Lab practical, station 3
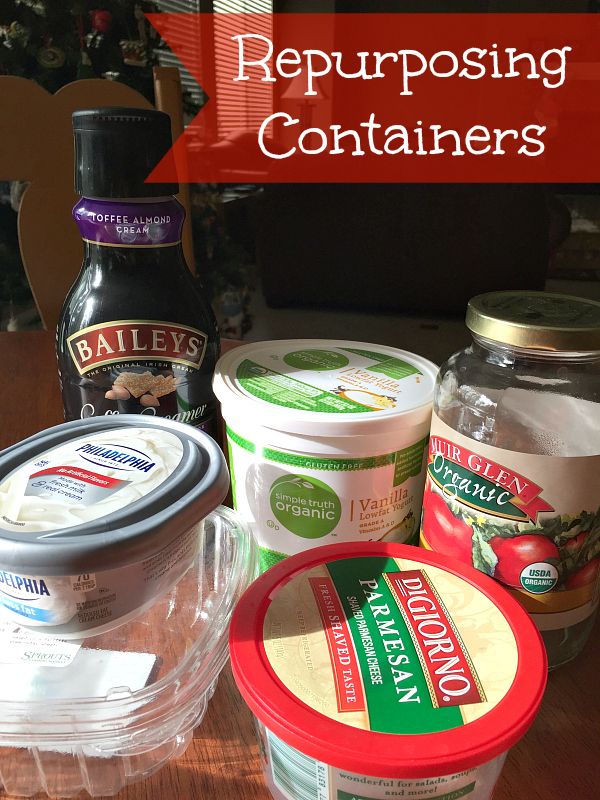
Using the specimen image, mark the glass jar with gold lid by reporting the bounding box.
[420,291,600,669]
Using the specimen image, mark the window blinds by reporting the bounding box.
[155,1,205,109]
[213,0,273,138]
[155,1,273,137]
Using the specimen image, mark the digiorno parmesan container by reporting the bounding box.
[230,542,547,800]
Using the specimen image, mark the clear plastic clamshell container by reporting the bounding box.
[0,506,256,798]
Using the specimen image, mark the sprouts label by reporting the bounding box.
[263,555,516,734]
[0,623,81,667]
[420,414,600,631]
[0,427,183,533]
[234,345,430,415]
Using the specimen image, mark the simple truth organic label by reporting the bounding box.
[227,428,428,573]
[235,345,427,415]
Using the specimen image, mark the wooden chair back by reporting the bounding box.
[0,68,194,331]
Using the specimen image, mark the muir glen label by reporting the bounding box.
[59,319,217,434]
[421,413,600,632]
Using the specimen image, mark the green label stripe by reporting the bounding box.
[394,437,428,486]
[341,348,422,380]
[237,359,371,414]
[226,437,238,507]
[338,784,475,800]
[259,546,288,573]
[227,427,428,475]
[265,449,394,471]
[326,557,463,734]
[428,458,527,520]
[227,426,257,454]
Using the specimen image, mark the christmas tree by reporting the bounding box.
[0,1,255,334]
[0,1,167,327]
[0,1,162,98]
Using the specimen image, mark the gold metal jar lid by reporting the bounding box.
[466,291,600,351]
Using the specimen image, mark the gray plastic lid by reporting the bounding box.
[0,416,229,574]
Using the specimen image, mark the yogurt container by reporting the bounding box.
[0,415,229,637]
[213,340,437,572]
[230,541,547,800]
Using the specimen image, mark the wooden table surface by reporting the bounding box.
[0,330,598,800]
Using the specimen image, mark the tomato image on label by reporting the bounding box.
[490,535,559,589]
[422,482,600,596]
[421,490,474,566]
[421,428,600,607]
[563,531,589,557]
[424,412,600,669]
[565,557,600,589]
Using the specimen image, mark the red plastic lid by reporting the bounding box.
[230,542,547,779]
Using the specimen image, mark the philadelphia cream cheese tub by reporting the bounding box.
[0,416,229,637]
[213,340,437,572]
[0,504,256,798]
[230,542,547,800]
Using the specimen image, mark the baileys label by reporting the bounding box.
[67,320,207,375]
[60,318,215,434]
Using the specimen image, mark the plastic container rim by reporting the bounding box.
[0,416,230,573]
[0,506,257,743]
